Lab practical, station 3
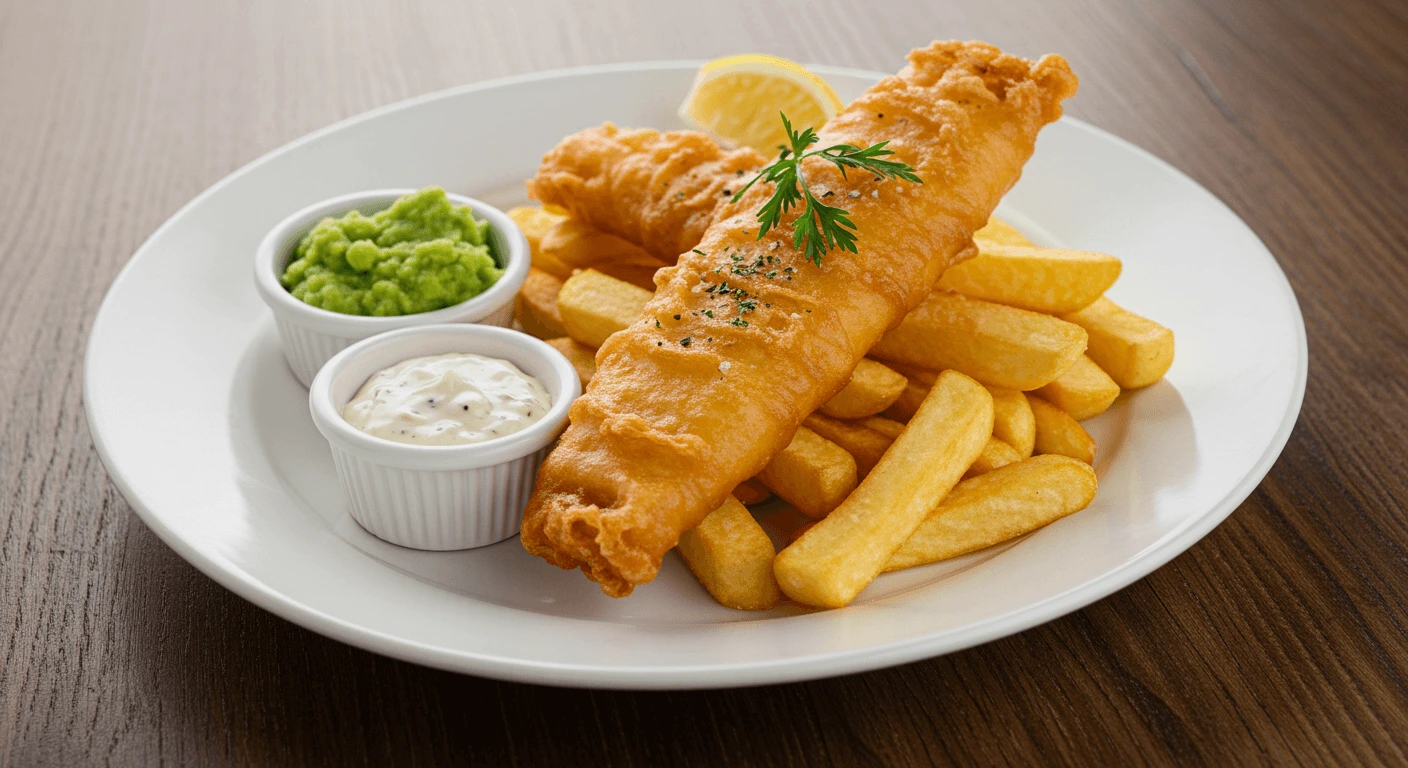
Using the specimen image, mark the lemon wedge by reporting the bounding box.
[679,54,843,156]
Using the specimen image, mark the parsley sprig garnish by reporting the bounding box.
[730,113,921,266]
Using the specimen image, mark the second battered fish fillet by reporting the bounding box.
[530,127,767,262]
[522,41,1078,597]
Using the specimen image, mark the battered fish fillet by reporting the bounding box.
[522,41,1078,597]
[530,127,767,262]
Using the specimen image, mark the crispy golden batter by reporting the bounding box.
[529,127,766,262]
[521,41,1078,596]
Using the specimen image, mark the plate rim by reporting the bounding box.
[84,60,1309,689]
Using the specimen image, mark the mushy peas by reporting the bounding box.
[280,187,503,316]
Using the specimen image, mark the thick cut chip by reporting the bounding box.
[871,291,1087,391]
[936,244,1121,314]
[881,382,929,422]
[802,413,896,477]
[963,437,1022,479]
[984,384,1036,458]
[972,216,1032,247]
[539,217,667,290]
[556,268,654,348]
[755,426,858,520]
[1034,354,1120,420]
[507,205,567,254]
[819,359,909,419]
[677,496,781,610]
[508,205,573,279]
[1061,297,1175,389]
[1028,394,1096,464]
[774,371,993,608]
[517,268,567,339]
[885,455,1097,571]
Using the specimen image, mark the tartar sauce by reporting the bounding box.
[342,353,551,446]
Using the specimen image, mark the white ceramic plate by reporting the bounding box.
[85,62,1306,689]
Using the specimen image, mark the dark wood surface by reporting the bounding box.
[3,0,1406,764]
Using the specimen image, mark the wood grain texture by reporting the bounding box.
[2,0,1406,764]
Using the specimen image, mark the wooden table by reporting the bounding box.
[3,0,1406,764]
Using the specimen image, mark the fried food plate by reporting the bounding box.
[84,63,1306,689]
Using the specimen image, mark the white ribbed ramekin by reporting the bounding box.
[254,189,529,388]
[308,324,580,550]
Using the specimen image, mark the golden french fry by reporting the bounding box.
[1034,354,1120,420]
[877,364,935,422]
[858,416,906,440]
[936,244,1121,314]
[1061,297,1175,389]
[539,218,649,269]
[756,426,858,520]
[544,337,598,388]
[871,291,1088,391]
[819,359,908,419]
[677,496,781,611]
[973,216,1032,247]
[802,413,895,477]
[1027,394,1096,464]
[516,267,567,339]
[984,384,1036,458]
[789,521,817,545]
[508,206,573,279]
[539,217,667,290]
[885,455,1097,571]
[507,205,566,252]
[774,371,993,608]
[963,437,1022,479]
[881,382,928,422]
[880,368,1036,457]
[731,478,773,505]
[556,268,654,348]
